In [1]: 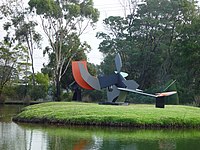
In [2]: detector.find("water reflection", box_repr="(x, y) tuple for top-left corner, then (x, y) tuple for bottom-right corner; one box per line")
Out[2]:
(18, 123), (200, 150)
(1, 105), (200, 150)
(0, 105), (48, 150)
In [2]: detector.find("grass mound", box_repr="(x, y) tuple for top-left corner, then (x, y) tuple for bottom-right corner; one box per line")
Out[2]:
(13, 102), (200, 128)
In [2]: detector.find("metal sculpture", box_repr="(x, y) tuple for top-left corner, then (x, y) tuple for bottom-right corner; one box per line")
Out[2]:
(72, 53), (177, 108)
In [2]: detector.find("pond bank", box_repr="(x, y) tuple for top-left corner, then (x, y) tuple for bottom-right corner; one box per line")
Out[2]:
(0, 101), (46, 105)
(13, 102), (200, 128)
(2, 101), (43, 105)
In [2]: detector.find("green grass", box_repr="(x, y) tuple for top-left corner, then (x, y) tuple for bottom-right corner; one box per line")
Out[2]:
(13, 102), (200, 128)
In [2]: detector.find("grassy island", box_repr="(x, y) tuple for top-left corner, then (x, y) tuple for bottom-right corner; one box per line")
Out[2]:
(13, 102), (200, 128)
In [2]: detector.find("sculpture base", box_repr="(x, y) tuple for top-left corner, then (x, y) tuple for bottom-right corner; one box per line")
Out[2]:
(156, 97), (165, 108)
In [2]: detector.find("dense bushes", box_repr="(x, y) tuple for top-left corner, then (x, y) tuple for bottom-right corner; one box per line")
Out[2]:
(2, 84), (48, 101)
(28, 85), (47, 100)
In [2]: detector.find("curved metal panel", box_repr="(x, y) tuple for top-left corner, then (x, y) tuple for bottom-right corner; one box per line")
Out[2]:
(78, 62), (101, 90)
(72, 61), (94, 90)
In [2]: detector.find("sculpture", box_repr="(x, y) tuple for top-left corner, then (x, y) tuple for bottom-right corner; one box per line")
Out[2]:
(72, 53), (177, 108)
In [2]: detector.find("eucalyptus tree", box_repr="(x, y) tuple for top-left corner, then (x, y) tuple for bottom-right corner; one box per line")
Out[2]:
(0, 40), (28, 98)
(0, 0), (42, 86)
(28, 0), (99, 101)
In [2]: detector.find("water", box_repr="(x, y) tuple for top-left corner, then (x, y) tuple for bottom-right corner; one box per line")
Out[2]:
(1, 105), (200, 150)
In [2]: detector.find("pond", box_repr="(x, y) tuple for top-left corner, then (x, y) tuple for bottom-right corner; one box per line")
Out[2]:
(1, 105), (200, 150)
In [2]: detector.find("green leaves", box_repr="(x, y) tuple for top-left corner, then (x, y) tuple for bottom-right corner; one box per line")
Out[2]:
(29, 0), (62, 18)
(80, 0), (99, 22)
(0, 40), (29, 93)
(67, 4), (80, 17)
(28, 0), (99, 21)
(97, 0), (200, 103)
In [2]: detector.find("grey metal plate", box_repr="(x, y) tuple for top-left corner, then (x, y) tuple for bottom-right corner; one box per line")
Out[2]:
(122, 80), (139, 90)
(115, 53), (122, 73)
(78, 62), (101, 90)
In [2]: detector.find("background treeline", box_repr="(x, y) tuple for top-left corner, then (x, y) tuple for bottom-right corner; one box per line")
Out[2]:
(0, 0), (199, 105)
(96, 0), (200, 105)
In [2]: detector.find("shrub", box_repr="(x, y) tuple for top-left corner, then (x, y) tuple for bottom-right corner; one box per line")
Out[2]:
(28, 85), (47, 100)
(82, 89), (106, 102)
(61, 91), (73, 101)
(0, 95), (6, 103)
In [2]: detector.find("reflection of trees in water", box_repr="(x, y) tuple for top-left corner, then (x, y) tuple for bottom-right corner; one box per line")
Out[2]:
(0, 105), (47, 150)
(0, 122), (27, 150)
(46, 134), (138, 150)
(46, 134), (103, 150)
(86, 136), (103, 150)
(28, 130), (33, 150)
(46, 135), (86, 150)
(159, 140), (176, 150)
(0, 105), (27, 150)
(46, 134), (93, 150)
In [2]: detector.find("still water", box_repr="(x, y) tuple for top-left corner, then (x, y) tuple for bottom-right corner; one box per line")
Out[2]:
(1, 105), (200, 150)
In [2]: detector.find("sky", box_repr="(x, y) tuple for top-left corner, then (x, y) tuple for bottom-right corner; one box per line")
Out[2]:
(81, 0), (129, 65)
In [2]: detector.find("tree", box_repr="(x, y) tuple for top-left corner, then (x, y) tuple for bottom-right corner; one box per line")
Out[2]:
(0, 40), (28, 98)
(0, 0), (42, 86)
(98, 0), (187, 87)
(28, 72), (50, 100)
(97, 0), (200, 103)
(29, 0), (99, 101)
(173, 7), (200, 103)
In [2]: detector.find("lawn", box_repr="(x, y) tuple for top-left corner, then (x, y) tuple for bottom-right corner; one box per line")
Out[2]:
(13, 102), (200, 128)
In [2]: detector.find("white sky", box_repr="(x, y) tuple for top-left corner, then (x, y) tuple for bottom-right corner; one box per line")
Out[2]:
(81, 0), (127, 65)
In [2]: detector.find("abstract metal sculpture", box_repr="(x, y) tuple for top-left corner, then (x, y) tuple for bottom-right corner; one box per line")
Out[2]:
(72, 53), (177, 108)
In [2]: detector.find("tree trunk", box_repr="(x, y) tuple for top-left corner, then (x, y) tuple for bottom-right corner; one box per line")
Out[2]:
(26, 33), (36, 86)
(55, 74), (61, 101)
(31, 61), (36, 86)
(0, 88), (4, 103)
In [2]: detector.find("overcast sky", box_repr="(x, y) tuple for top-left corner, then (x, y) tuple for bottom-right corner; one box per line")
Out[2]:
(81, 0), (128, 65)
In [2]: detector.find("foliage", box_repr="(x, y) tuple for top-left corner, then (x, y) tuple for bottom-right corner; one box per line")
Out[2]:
(26, 72), (50, 100)
(173, 12), (200, 103)
(61, 91), (73, 101)
(29, 0), (99, 101)
(0, 0), (42, 86)
(14, 102), (200, 128)
(97, 0), (200, 103)
(0, 40), (28, 96)
(28, 85), (47, 100)
(164, 80), (179, 105)
(42, 47), (87, 89)
(34, 72), (49, 90)
(2, 84), (48, 101)
(2, 73), (49, 101)
(82, 89), (106, 102)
